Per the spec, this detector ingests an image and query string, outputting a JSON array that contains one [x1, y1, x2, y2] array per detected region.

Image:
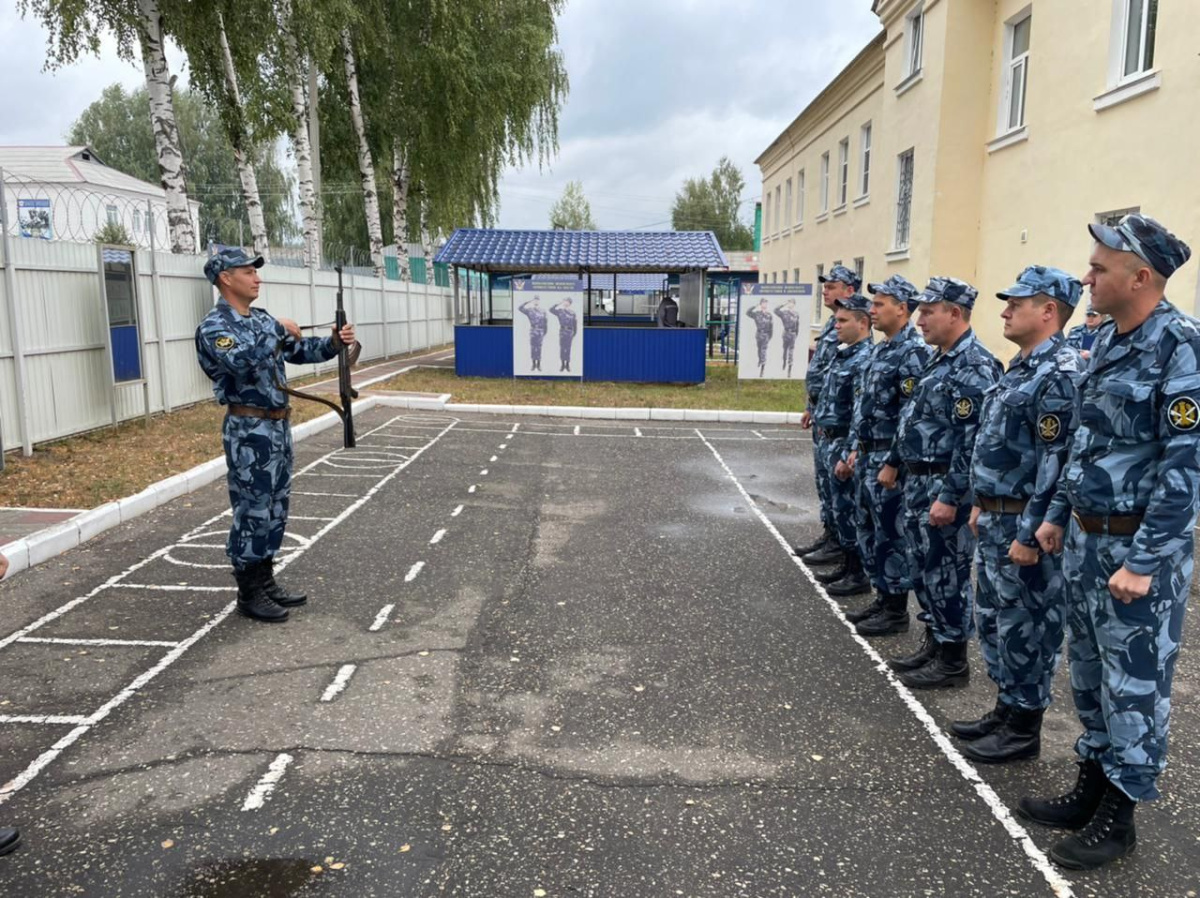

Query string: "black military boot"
[[794, 528, 835, 557], [0, 826, 20, 857], [951, 697, 1010, 740], [962, 706, 1044, 763], [263, 557, 308, 608], [899, 640, 969, 689], [235, 564, 288, 623], [1017, 759, 1108, 829], [814, 557, 851, 583], [1049, 783, 1136, 870], [888, 625, 937, 672], [827, 556, 871, 597], [856, 593, 910, 636], [845, 595, 884, 625], [803, 543, 845, 565]]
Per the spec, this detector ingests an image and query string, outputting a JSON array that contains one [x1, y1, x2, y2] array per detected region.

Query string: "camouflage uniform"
[[519, 300, 548, 370], [971, 268, 1084, 710], [745, 305, 774, 371], [891, 279, 1002, 644], [1065, 322, 1100, 353], [775, 304, 801, 374], [196, 296, 339, 572], [813, 295, 873, 554], [550, 304, 578, 371], [850, 277, 929, 595]]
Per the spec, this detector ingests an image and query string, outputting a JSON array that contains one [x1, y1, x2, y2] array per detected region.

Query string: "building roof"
[[0, 146, 173, 199], [435, 229, 727, 274]]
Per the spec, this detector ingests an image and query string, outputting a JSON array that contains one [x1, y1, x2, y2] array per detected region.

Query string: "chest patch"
[[900, 377, 916, 397], [954, 397, 975, 420], [1037, 413, 1062, 442], [214, 335, 235, 351], [1168, 396, 1200, 432]]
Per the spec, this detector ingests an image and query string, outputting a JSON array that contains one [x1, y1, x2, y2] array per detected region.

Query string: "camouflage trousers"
[[855, 448, 913, 595], [222, 415, 293, 571], [811, 427, 834, 533], [781, 336, 797, 372], [974, 511, 1066, 710], [902, 473, 975, 643], [1064, 520, 1191, 801], [530, 333, 545, 366], [817, 434, 856, 550], [559, 330, 575, 366], [755, 336, 769, 369]]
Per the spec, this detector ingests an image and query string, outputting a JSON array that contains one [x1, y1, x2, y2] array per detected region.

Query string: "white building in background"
[[0, 146, 201, 250]]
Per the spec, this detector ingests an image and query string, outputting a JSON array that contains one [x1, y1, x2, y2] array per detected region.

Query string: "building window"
[[764, 192, 771, 238], [781, 270, 788, 284], [859, 124, 872, 197], [837, 139, 849, 208], [895, 149, 915, 250], [132, 208, 142, 234], [774, 185, 782, 233], [784, 178, 793, 228], [820, 152, 830, 213], [1003, 13, 1032, 133], [793, 267, 801, 284], [906, 7, 924, 78], [814, 264, 824, 321], [1121, 0, 1158, 79], [796, 170, 805, 224], [106, 205, 119, 226], [1097, 206, 1140, 228], [854, 258, 865, 282], [772, 272, 778, 284]]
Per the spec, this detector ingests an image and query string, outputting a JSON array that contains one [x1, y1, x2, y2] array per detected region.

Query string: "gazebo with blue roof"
[[434, 228, 727, 384]]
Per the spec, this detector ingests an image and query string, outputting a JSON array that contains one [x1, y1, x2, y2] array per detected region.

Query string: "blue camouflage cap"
[[996, 265, 1082, 308], [1088, 213, 1192, 279], [868, 274, 919, 307], [834, 293, 871, 314], [915, 276, 978, 310], [204, 246, 264, 285], [819, 264, 862, 291]]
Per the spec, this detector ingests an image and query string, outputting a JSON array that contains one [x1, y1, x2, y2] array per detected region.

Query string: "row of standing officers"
[[794, 213, 1194, 872]]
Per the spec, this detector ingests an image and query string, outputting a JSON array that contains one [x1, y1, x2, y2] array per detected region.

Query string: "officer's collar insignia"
[[1168, 396, 1200, 432], [214, 335, 235, 350], [1037, 414, 1062, 442], [901, 377, 916, 397], [954, 397, 974, 420]]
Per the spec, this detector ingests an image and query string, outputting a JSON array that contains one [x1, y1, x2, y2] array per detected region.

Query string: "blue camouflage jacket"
[[1065, 323, 1099, 352], [550, 306, 578, 334], [805, 316, 839, 409], [847, 322, 930, 451], [890, 328, 1002, 506], [814, 338, 873, 431], [195, 300, 339, 409], [971, 334, 1082, 545], [1046, 300, 1200, 574]]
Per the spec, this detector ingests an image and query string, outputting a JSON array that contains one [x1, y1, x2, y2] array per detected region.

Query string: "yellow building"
[[756, 0, 1200, 357]]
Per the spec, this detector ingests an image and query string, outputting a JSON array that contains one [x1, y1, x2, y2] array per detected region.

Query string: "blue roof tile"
[[434, 229, 727, 273]]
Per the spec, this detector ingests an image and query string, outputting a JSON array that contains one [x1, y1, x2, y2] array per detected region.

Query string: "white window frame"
[[1119, 0, 1157, 81], [854, 257, 865, 282], [784, 178, 793, 229], [894, 148, 915, 252], [837, 138, 850, 209], [781, 270, 788, 284], [859, 123, 872, 198], [906, 6, 924, 79], [999, 9, 1032, 136], [106, 205, 119, 226], [763, 192, 772, 240], [793, 267, 801, 284], [774, 185, 782, 234], [819, 153, 830, 213], [796, 169, 805, 225], [133, 208, 142, 234]]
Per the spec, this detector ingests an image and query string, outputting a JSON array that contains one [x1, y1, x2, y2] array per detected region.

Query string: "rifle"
[[335, 265, 357, 448]]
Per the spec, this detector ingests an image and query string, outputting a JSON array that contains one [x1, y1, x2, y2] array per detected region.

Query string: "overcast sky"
[[0, 0, 881, 232]]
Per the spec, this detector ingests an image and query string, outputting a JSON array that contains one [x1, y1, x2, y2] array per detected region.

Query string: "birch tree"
[[275, 0, 321, 267], [391, 145, 411, 281], [341, 27, 384, 276]]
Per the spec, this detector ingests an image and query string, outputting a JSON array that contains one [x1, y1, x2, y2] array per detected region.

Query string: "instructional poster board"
[[738, 283, 815, 380], [513, 278, 584, 377]]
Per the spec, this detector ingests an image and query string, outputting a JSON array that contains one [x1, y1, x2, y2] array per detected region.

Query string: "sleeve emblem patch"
[[900, 377, 916, 397], [1168, 396, 1200, 432], [1037, 413, 1062, 442], [954, 397, 974, 420], [214, 335, 235, 351]]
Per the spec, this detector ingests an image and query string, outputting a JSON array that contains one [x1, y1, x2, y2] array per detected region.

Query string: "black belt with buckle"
[[858, 439, 893, 453], [821, 426, 849, 439], [905, 461, 950, 476]]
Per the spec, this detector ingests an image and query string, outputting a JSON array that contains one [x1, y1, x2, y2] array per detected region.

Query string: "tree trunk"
[[217, 11, 269, 259], [278, 0, 320, 267], [421, 223, 434, 283], [135, 0, 196, 254], [341, 30, 385, 278], [391, 144, 410, 282]]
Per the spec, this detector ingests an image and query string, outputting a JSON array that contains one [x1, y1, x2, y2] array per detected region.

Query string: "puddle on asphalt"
[[173, 858, 318, 897]]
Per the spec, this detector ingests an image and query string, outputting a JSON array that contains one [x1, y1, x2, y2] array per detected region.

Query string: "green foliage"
[[94, 221, 132, 245], [68, 84, 297, 247], [549, 181, 597, 230], [671, 156, 755, 251]]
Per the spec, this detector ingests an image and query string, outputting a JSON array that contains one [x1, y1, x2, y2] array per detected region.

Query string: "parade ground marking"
[[320, 664, 358, 703], [695, 429, 1076, 898], [241, 753, 295, 811]]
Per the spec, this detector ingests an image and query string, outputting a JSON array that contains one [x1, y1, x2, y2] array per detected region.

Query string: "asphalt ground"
[[0, 409, 1196, 897]]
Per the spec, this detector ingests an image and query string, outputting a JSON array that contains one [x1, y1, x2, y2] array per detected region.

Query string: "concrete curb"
[[0, 397, 378, 582], [373, 395, 802, 425]]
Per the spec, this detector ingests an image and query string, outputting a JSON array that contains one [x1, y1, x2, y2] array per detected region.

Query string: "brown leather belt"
[[1072, 511, 1144, 536], [227, 404, 291, 421], [978, 495, 1029, 514], [905, 461, 950, 476]]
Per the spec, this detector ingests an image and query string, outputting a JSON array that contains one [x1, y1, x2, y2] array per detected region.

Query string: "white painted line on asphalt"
[[469, 485, 477, 493], [430, 530, 446, 545], [320, 664, 358, 702], [451, 505, 464, 517], [369, 604, 395, 632], [289, 516, 337, 522], [241, 753, 294, 811], [695, 430, 1075, 898], [573, 425, 581, 435], [292, 491, 359, 499], [752, 430, 766, 439], [405, 562, 425, 582], [17, 637, 179, 648], [635, 427, 643, 437], [116, 584, 237, 592], [510, 423, 520, 433], [0, 715, 88, 726], [499, 443, 508, 450], [480, 469, 489, 476], [297, 471, 381, 479], [490, 455, 498, 462]]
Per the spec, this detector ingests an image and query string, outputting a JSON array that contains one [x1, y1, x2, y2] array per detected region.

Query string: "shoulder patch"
[[214, 335, 235, 351], [1168, 396, 1200, 432], [953, 397, 975, 420], [900, 376, 916, 397], [1037, 413, 1062, 442]]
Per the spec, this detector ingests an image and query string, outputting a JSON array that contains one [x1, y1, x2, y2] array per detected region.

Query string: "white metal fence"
[[0, 233, 455, 456]]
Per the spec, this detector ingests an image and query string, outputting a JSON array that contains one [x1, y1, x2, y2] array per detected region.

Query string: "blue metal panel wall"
[[583, 327, 706, 384], [455, 325, 513, 377]]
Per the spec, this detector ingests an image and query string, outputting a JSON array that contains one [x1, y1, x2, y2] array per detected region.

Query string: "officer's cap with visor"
[[868, 274, 919, 311], [818, 264, 862, 292], [1088, 213, 1192, 279], [833, 293, 872, 315], [204, 247, 265, 286], [995, 265, 1082, 308], [914, 276, 979, 310]]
